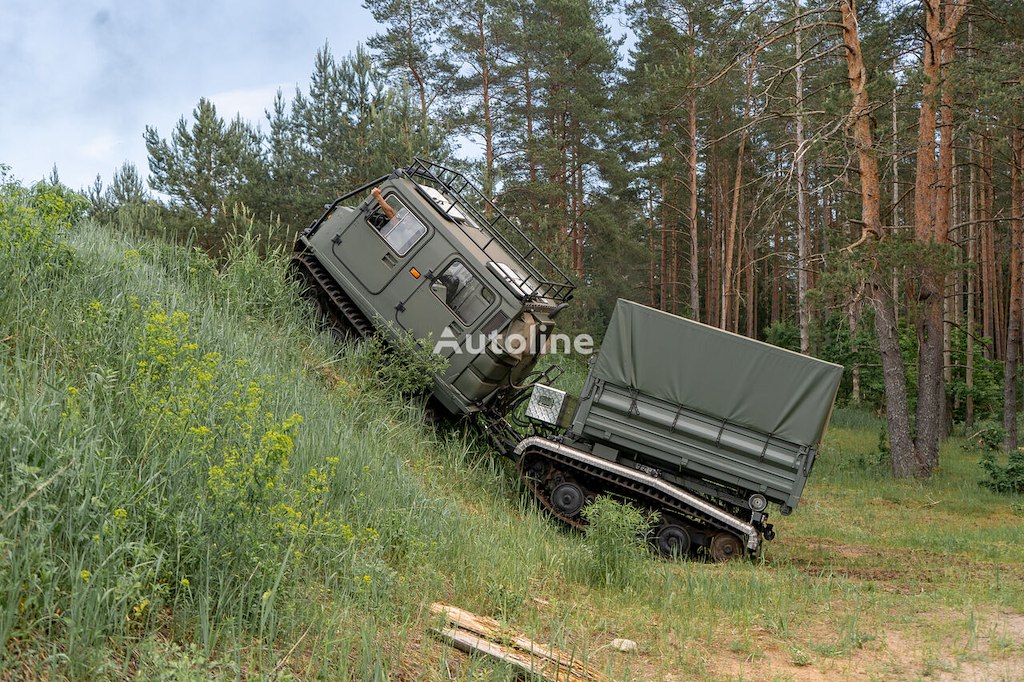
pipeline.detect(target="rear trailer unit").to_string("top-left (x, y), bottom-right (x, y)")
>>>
top-left (517, 300), bottom-right (843, 560)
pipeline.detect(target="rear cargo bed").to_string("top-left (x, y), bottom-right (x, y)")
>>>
top-left (570, 300), bottom-right (843, 513)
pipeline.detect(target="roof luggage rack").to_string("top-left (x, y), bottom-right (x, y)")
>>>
top-left (403, 158), bottom-right (576, 304)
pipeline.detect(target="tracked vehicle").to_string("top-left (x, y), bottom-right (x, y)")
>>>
top-left (292, 159), bottom-right (573, 420)
top-left (293, 159), bottom-right (843, 560)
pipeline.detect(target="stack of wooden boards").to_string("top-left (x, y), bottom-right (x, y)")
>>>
top-left (430, 602), bottom-right (609, 682)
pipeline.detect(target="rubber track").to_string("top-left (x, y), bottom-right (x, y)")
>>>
top-left (518, 445), bottom-right (745, 545)
top-left (292, 249), bottom-right (374, 339)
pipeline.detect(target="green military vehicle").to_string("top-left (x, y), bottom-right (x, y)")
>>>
top-left (292, 159), bottom-right (574, 421)
top-left (293, 159), bottom-right (843, 560)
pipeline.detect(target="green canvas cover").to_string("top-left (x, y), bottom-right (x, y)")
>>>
top-left (592, 300), bottom-right (844, 447)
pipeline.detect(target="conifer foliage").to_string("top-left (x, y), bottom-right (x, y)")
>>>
top-left (126, 0), bottom-right (1024, 477)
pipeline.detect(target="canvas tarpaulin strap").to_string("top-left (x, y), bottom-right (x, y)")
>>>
top-left (592, 300), bottom-right (844, 447)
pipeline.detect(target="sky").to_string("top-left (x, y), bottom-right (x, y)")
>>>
top-left (0, 0), bottom-right (382, 190)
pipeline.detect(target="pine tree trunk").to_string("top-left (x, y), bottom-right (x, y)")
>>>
top-left (574, 142), bottom-right (584, 277)
top-left (660, 124), bottom-right (670, 309)
top-left (1018, 134), bottom-right (1024, 417)
top-left (869, 278), bottom-right (917, 475)
top-left (523, 36), bottom-right (536, 187)
top-left (477, 8), bottom-right (495, 209)
top-left (734, 194), bottom-right (746, 333)
top-left (722, 55), bottom-right (756, 330)
top-left (772, 220), bottom-right (782, 325)
top-left (939, 19), bottom-right (957, 436)
top-left (911, 0), bottom-right (945, 477)
top-left (892, 87), bottom-right (900, 228)
top-left (1003, 196), bottom-right (1020, 452)
top-left (912, 0), bottom-right (968, 476)
top-left (794, 0), bottom-right (811, 354)
top-left (670, 172), bottom-right (679, 315)
top-left (839, 0), bottom-right (917, 475)
top-left (1007, 127), bottom-right (1024, 450)
top-left (981, 133), bottom-right (996, 358)
top-left (848, 295), bottom-right (862, 403)
top-left (648, 162), bottom-right (657, 306)
top-left (967, 140), bottom-right (977, 428)
top-left (404, 7), bottom-right (429, 149)
top-left (709, 142), bottom-right (721, 328)
top-left (688, 93), bottom-right (700, 321)
top-left (745, 233), bottom-right (756, 338)
top-left (991, 145), bottom-right (1006, 360)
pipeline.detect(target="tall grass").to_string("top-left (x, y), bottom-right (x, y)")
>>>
top-left (0, 188), bottom-right (447, 676)
top-left (0, 184), bottom-right (610, 678)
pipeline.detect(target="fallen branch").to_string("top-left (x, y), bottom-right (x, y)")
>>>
top-left (430, 602), bottom-right (609, 682)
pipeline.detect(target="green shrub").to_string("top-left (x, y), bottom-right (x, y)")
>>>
top-left (365, 324), bottom-right (449, 396)
top-left (979, 449), bottom-right (1024, 494)
top-left (969, 421), bottom-right (1006, 452)
top-left (572, 496), bottom-right (653, 590)
top-left (0, 178), bottom-right (79, 276)
top-left (763, 320), bottom-right (800, 352)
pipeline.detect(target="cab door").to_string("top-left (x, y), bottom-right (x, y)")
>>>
top-left (332, 193), bottom-right (427, 294)
top-left (396, 258), bottom-right (496, 364)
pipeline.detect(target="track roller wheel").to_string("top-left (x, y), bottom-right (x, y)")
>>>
top-left (521, 457), bottom-right (549, 482)
top-left (709, 532), bottom-right (744, 562)
top-left (654, 523), bottom-right (692, 559)
top-left (550, 481), bottom-right (585, 518)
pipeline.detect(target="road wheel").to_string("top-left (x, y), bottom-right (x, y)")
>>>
top-left (709, 532), bottom-right (744, 562)
top-left (550, 481), bottom-right (585, 518)
top-left (654, 524), bottom-right (692, 559)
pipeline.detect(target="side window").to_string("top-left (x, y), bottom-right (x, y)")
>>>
top-left (430, 261), bottom-right (495, 324)
top-left (365, 194), bottom-right (427, 256)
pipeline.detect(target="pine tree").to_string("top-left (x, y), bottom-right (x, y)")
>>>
top-left (494, 0), bottom-right (620, 277)
top-left (445, 0), bottom-right (506, 198)
top-left (264, 44), bottom-right (449, 228)
top-left (620, 3), bottom-right (693, 313)
top-left (364, 0), bottom-right (454, 151)
top-left (109, 162), bottom-right (148, 206)
top-left (144, 98), bottom-right (265, 222)
top-left (290, 46), bottom-right (356, 198)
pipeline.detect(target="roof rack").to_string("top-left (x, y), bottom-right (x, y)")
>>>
top-left (403, 158), bottom-right (576, 304)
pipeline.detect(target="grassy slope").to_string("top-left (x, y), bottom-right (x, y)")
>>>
top-left (1, 209), bottom-right (1022, 681)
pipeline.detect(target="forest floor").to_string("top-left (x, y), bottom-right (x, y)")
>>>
top-left (393, 408), bottom-right (1024, 682)
top-left (2, 210), bottom-right (1022, 681)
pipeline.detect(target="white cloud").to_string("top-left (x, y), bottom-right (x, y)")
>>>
top-left (209, 85), bottom-right (287, 127)
top-left (0, 0), bottom-right (381, 189)
top-left (79, 133), bottom-right (124, 161)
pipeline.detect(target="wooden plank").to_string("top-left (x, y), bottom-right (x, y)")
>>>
top-left (430, 602), bottom-right (609, 682)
